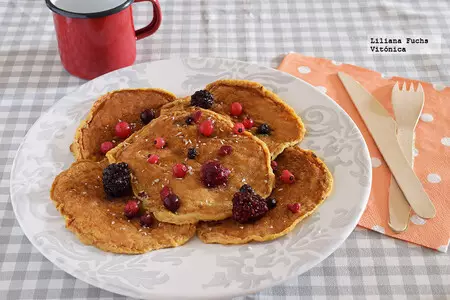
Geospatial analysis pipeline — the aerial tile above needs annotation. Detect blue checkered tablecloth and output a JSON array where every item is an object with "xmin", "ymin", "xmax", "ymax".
[{"xmin": 0, "ymin": 0, "xmax": 449, "ymax": 299}]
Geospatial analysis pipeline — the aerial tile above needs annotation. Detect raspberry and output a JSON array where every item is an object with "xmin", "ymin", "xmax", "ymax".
[
  {"xmin": 163, "ymin": 194, "xmax": 180, "ymax": 213},
  {"xmin": 124, "ymin": 200, "xmax": 139, "ymax": 218},
  {"xmin": 232, "ymin": 189, "xmax": 268, "ymax": 223},
  {"xmin": 115, "ymin": 121, "xmax": 132, "ymax": 139},
  {"xmin": 287, "ymin": 203, "xmax": 301, "ymax": 213},
  {"xmin": 154, "ymin": 137, "xmax": 166, "ymax": 149},
  {"xmin": 140, "ymin": 213, "xmax": 154, "ymax": 227},
  {"xmin": 201, "ymin": 160, "xmax": 231, "ymax": 188},
  {"xmin": 243, "ymin": 117, "xmax": 254, "ymax": 129},
  {"xmin": 173, "ymin": 163, "xmax": 188, "ymax": 178},
  {"xmin": 230, "ymin": 102, "xmax": 243, "ymax": 116},
  {"xmin": 233, "ymin": 123, "xmax": 245, "ymax": 134},
  {"xmin": 280, "ymin": 169, "xmax": 295, "ymax": 184},
  {"xmin": 257, "ymin": 123, "xmax": 271, "ymax": 135},
  {"xmin": 199, "ymin": 119, "xmax": 214, "ymax": 137},
  {"xmin": 100, "ymin": 141, "xmax": 114, "ymax": 154},
  {"xmin": 218, "ymin": 145, "xmax": 233, "ymax": 156},
  {"xmin": 102, "ymin": 163, "xmax": 131, "ymax": 198},
  {"xmin": 147, "ymin": 154, "xmax": 159, "ymax": 164},
  {"xmin": 160, "ymin": 186, "xmax": 172, "ymax": 200},
  {"xmin": 140, "ymin": 109, "xmax": 156, "ymax": 125},
  {"xmin": 190, "ymin": 90, "xmax": 214, "ymax": 109},
  {"xmin": 271, "ymin": 161, "xmax": 278, "ymax": 171}
]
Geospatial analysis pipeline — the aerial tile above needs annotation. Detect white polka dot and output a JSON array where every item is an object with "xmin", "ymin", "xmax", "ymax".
[
  {"xmin": 331, "ymin": 60, "xmax": 342, "ymax": 66},
  {"xmin": 437, "ymin": 244, "xmax": 448, "ymax": 253},
  {"xmin": 297, "ymin": 66, "xmax": 311, "ymax": 74},
  {"xmin": 427, "ymin": 174, "xmax": 441, "ymax": 183},
  {"xmin": 371, "ymin": 157, "xmax": 381, "ymax": 168},
  {"xmin": 410, "ymin": 214, "xmax": 426, "ymax": 225},
  {"xmin": 371, "ymin": 225, "xmax": 385, "ymax": 234},
  {"xmin": 420, "ymin": 113, "xmax": 433, "ymax": 122},
  {"xmin": 433, "ymin": 83, "xmax": 446, "ymax": 91},
  {"xmin": 413, "ymin": 148, "xmax": 419, "ymax": 157},
  {"xmin": 441, "ymin": 137, "xmax": 450, "ymax": 147},
  {"xmin": 315, "ymin": 86, "xmax": 327, "ymax": 94}
]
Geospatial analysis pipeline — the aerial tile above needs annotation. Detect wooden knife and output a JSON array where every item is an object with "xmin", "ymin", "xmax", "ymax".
[{"xmin": 338, "ymin": 72, "xmax": 436, "ymax": 219}]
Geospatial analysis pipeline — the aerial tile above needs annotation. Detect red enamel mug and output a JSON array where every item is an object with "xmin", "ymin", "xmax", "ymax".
[{"xmin": 46, "ymin": 0, "xmax": 162, "ymax": 80}]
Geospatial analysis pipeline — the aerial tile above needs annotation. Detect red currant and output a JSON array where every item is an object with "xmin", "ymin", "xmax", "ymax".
[
  {"xmin": 124, "ymin": 200, "xmax": 140, "ymax": 218},
  {"xmin": 100, "ymin": 141, "xmax": 114, "ymax": 154},
  {"xmin": 147, "ymin": 154, "xmax": 159, "ymax": 164},
  {"xmin": 199, "ymin": 119, "xmax": 214, "ymax": 137},
  {"xmin": 230, "ymin": 102, "xmax": 243, "ymax": 116},
  {"xmin": 192, "ymin": 110, "xmax": 203, "ymax": 123},
  {"xmin": 218, "ymin": 145, "xmax": 233, "ymax": 156},
  {"xmin": 243, "ymin": 117, "xmax": 254, "ymax": 129},
  {"xmin": 140, "ymin": 213, "xmax": 154, "ymax": 227},
  {"xmin": 163, "ymin": 194, "xmax": 180, "ymax": 213},
  {"xmin": 160, "ymin": 186, "xmax": 172, "ymax": 200},
  {"xmin": 287, "ymin": 203, "xmax": 301, "ymax": 213},
  {"xmin": 233, "ymin": 123, "xmax": 245, "ymax": 134},
  {"xmin": 172, "ymin": 163, "xmax": 188, "ymax": 178},
  {"xmin": 154, "ymin": 137, "xmax": 166, "ymax": 149},
  {"xmin": 115, "ymin": 121, "xmax": 131, "ymax": 139},
  {"xmin": 280, "ymin": 169, "xmax": 295, "ymax": 184}
]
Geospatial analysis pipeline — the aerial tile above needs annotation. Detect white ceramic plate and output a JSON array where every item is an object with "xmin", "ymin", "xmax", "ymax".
[{"xmin": 10, "ymin": 58, "xmax": 372, "ymax": 299}]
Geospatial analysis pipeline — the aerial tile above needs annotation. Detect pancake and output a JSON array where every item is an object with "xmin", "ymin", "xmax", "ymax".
[
  {"xmin": 107, "ymin": 109, "xmax": 275, "ymax": 225},
  {"xmin": 160, "ymin": 80, "xmax": 305, "ymax": 158},
  {"xmin": 50, "ymin": 160, "xmax": 196, "ymax": 254},
  {"xmin": 71, "ymin": 88, "xmax": 177, "ymax": 162},
  {"xmin": 196, "ymin": 147, "xmax": 333, "ymax": 244}
]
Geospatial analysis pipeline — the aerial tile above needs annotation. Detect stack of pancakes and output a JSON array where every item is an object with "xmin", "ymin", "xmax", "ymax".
[{"xmin": 51, "ymin": 80, "xmax": 333, "ymax": 254}]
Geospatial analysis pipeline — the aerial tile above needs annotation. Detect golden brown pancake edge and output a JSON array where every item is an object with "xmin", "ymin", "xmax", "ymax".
[
  {"xmin": 196, "ymin": 147, "xmax": 333, "ymax": 244},
  {"xmin": 50, "ymin": 160, "xmax": 196, "ymax": 254},
  {"xmin": 71, "ymin": 88, "xmax": 177, "ymax": 162}
]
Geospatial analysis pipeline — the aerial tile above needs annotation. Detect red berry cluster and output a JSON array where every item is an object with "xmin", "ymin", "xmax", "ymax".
[
  {"xmin": 123, "ymin": 199, "xmax": 154, "ymax": 227},
  {"xmin": 160, "ymin": 186, "xmax": 181, "ymax": 213}
]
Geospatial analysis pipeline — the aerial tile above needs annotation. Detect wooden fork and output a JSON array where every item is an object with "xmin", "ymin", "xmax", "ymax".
[{"xmin": 388, "ymin": 82, "xmax": 425, "ymax": 233}]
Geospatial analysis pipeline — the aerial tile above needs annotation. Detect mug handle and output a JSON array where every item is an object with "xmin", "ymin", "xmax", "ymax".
[{"xmin": 133, "ymin": 0, "xmax": 162, "ymax": 40}]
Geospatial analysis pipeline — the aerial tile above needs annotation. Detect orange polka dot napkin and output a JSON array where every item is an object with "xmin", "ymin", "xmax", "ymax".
[{"xmin": 278, "ymin": 53, "xmax": 449, "ymax": 252}]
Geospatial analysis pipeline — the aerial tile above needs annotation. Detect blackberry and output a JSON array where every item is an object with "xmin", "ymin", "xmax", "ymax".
[
  {"xmin": 201, "ymin": 160, "xmax": 231, "ymax": 188},
  {"xmin": 239, "ymin": 184, "xmax": 254, "ymax": 194},
  {"xmin": 257, "ymin": 123, "xmax": 271, "ymax": 135},
  {"xmin": 266, "ymin": 198, "xmax": 277, "ymax": 210},
  {"xmin": 232, "ymin": 189, "xmax": 268, "ymax": 223},
  {"xmin": 187, "ymin": 148, "xmax": 198, "ymax": 159},
  {"xmin": 190, "ymin": 90, "xmax": 214, "ymax": 109},
  {"xmin": 140, "ymin": 109, "xmax": 156, "ymax": 125},
  {"xmin": 102, "ymin": 163, "xmax": 132, "ymax": 198}
]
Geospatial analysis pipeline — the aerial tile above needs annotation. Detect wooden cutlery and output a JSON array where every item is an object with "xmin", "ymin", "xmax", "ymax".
[
  {"xmin": 338, "ymin": 72, "xmax": 436, "ymax": 222},
  {"xmin": 388, "ymin": 82, "xmax": 425, "ymax": 233}
]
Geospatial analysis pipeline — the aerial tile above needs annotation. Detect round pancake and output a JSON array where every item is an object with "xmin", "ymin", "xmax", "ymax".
[
  {"xmin": 196, "ymin": 147, "xmax": 333, "ymax": 244},
  {"xmin": 50, "ymin": 160, "xmax": 196, "ymax": 254},
  {"xmin": 107, "ymin": 109, "xmax": 275, "ymax": 225},
  {"xmin": 72, "ymin": 88, "xmax": 177, "ymax": 162},
  {"xmin": 160, "ymin": 80, "xmax": 305, "ymax": 158}
]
